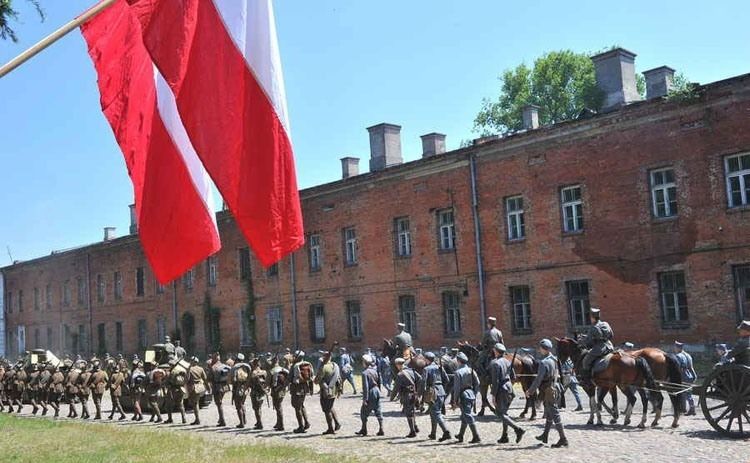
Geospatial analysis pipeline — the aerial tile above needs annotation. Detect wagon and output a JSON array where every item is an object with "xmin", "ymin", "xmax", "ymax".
[{"xmin": 697, "ymin": 363, "xmax": 750, "ymax": 438}]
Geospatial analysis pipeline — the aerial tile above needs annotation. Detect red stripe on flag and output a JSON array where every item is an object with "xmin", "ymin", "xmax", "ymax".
[
  {"xmin": 127, "ymin": 0, "xmax": 304, "ymax": 267},
  {"xmin": 82, "ymin": 0, "xmax": 221, "ymax": 284}
]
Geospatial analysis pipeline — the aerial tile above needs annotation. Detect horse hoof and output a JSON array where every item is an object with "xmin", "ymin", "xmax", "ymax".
[
  {"xmin": 637, "ymin": 423, "xmax": 646, "ymax": 429},
  {"xmin": 671, "ymin": 423, "xmax": 679, "ymax": 429},
  {"xmin": 519, "ymin": 413, "xmax": 526, "ymax": 419},
  {"xmin": 477, "ymin": 410, "xmax": 485, "ymax": 417},
  {"xmin": 596, "ymin": 421, "xmax": 604, "ymax": 427},
  {"xmin": 623, "ymin": 419, "xmax": 631, "ymax": 427},
  {"xmin": 587, "ymin": 419, "xmax": 594, "ymax": 426},
  {"xmin": 650, "ymin": 421, "xmax": 659, "ymax": 428},
  {"xmin": 610, "ymin": 419, "xmax": 618, "ymax": 425}
]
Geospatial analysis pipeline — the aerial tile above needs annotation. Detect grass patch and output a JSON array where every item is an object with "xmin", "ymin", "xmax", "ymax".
[{"xmin": 0, "ymin": 414, "xmax": 356, "ymax": 463}]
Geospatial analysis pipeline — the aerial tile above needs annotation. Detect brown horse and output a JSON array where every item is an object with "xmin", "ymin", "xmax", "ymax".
[
  {"xmin": 556, "ymin": 337, "xmax": 654, "ymax": 427},
  {"xmin": 627, "ymin": 348, "xmax": 683, "ymax": 428},
  {"xmin": 381, "ymin": 339, "xmax": 426, "ymax": 402}
]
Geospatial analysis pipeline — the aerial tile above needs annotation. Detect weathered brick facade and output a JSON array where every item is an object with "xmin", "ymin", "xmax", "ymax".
[{"xmin": 3, "ymin": 65, "xmax": 750, "ymax": 359}]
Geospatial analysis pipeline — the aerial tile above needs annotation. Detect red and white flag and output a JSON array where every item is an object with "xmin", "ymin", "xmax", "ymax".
[
  {"xmin": 81, "ymin": 0, "xmax": 221, "ymax": 284},
  {"xmin": 127, "ymin": 0, "xmax": 305, "ymax": 267}
]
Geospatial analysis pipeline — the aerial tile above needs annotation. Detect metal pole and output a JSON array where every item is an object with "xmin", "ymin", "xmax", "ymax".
[
  {"xmin": 290, "ymin": 253, "xmax": 299, "ymax": 350},
  {"xmin": 0, "ymin": 0, "xmax": 116, "ymax": 79},
  {"xmin": 469, "ymin": 153, "xmax": 487, "ymax": 331}
]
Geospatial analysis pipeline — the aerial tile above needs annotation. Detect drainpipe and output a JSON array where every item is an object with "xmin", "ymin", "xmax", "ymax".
[
  {"xmin": 469, "ymin": 153, "xmax": 487, "ymax": 332},
  {"xmin": 290, "ymin": 253, "xmax": 299, "ymax": 350},
  {"xmin": 86, "ymin": 253, "xmax": 93, "ymax": 355}
]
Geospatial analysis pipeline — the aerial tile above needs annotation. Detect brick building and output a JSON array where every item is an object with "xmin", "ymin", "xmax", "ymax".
[{"xmin": 3, "ymin": 48, "xmax": 750, "ymax": 358}]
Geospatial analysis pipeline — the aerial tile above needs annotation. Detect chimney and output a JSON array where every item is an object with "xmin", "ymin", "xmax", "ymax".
[
  {"xmin": 522, "ymin": 104, "xmax": 540, "ymax": 130},
  {"xmin": 103, "ymin": 227, "xmax": 117, "ymax": 241},
  {"xmin": 591, "ymin": 47, "xmax": 641, "ymax": 112},
  {"xmin": 367, "ymin": 123, "xmax": 402, "ymax": 172},
  {"xmin": 129, "ymin": 204, "xmax": 138, "ymax": 234},
  {"xmin": 643, "ymin": 66, "xmax": 675, "ymax": 99},
  {"xmin": 420, "ymin": 133, "xmax": 446, "ymax": 158},
  {"xmin": 340, "ymin": 157, "xmax": 360, "ymax": 179}
]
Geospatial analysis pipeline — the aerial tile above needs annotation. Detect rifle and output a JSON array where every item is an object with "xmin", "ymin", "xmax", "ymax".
[{"xmin": 510, "ymin": 348, "xmax": 519, "ymax": 383}]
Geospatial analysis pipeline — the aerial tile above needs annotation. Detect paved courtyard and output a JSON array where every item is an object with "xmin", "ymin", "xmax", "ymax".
[{"xmin": 8, "ymin": 384, "xmax": 750, "ymax": 463}]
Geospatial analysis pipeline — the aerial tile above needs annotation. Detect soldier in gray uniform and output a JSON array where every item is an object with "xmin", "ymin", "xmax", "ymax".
[
  {"xmin": 451, "ymin": 352, "xmax": 480, "ymax": 443},
  {"xmin": 525, "ymin": 338, "xmax": 567, "ymax": 448},
  {"xmin": 423, "ymin": 352, "xmax": 451, "ymax": 441},
  {"xmin": 489, "ymin": 343, "xmax": 525, "ymax": 444},
  {"xmin": 580, "ymin": 307, "xmax": 614, "ymax": 384},
  {"xmin": 174, "ymin": 340, "xmax": 186, "ymax": 361},
  {"xmin": 393, "ymin": 323, "xmax": 413, "ymax": 353},
  {"xmin": 394, "ymin": 357, "xmax": 422, "ymax": 438},
  {"xmin": 726, "ymin": 321, "xmax": 750, "ymax": 366},
  {"xmin": 356, "ymin": 353, "xmax": 384, "ymax": 436},
  {"xmin": 338, "ymin": 347, "xmax": 357, "ymax": 394},
  {"xmin": 163, "ymin": 335, "xmax": 176, "ymax": 359}
]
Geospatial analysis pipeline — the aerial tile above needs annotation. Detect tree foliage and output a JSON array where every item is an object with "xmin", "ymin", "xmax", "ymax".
[
  {"xmin": 0, "ymin": 0, "xmax": 44, "ymax": 43},
  {"xmin": 474, "ymin": 50, "xmax": 605, "ymax": 135}
]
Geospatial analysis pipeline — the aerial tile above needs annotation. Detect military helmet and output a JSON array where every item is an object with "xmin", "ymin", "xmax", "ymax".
[
  {"xmin": 424, "ymin": 352, "xmax": 436, "ymax": 361},
  {"xmin": 394, "ymin": 357, "xmax": 405, "ymax": 365},
  {"xmin": 493, "ymin": 343, "xmax": 507, "ymax": 353},
  {"xmin": 456, "ymin": 352, "xmax": 469, "ymax": 363},
  {"xmin": 539, "ymin": 339, "xmax": 553, "ymax": 350},
  {"xmin": 362, "ymin": 354, "xmax": 374, "ymax": 365}
]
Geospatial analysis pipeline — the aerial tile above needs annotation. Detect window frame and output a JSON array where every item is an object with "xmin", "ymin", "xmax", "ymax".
[
  {"xmin": 346, "ymin": 300, "xmax": 363, "ymax": 340},
  {"xmin": 96, "ymin": 274, "xmax": 105, "ymax": 303},
  {"xmin": 113, "ymin": 271, "xmax": 123, "ymax": 301},
  {"xmin": 560, "ymin": 185, "xmax": 584, "ymax": 234},
  {"xmin": 734, "ymin": 264, "xmax": 750, "ymax": 322},
  {"xmin": 45, "ymin": 284, "xmax": 51, "ymax": 310},
  {"xmin": 566, "ymin": 280, "xmax": 591, "ymax": 329},
  {"xmin": 442, "ymin": 291, "xmax": 462, "ymax": 337},
  {"xmin": 207, "ymin": 255, "xmax": 218, "ymax": 287},
  {"xmin": 649, "ymin": 167, "xmax": 678, "ymax": 219},
  {"xmin": 505, "ymin": 195, "xmax": 526, "ymax": 241},
  {"xmin": 239, "ymin": 248, "xmax": 252, "ymax": 281},
  {"xmin": 343, "ymin": 227, "xmax": 358, "ymax": 266},
  {"xmin": 115, "ymin": 321, "xmax": 123, "ymax": 352},
  {"xmin": 394, "ymin": 217, "xmax": 413, "ymax": 258},
  {"xmin": 725, "ymin": 152, "xmax": 750, "ymax": 208},
  {"xmin": 509, "ymin": 285, "xmax": 532, "ymax": 334},
  {"xmin": 137, "ymin": 319, "xmax": 147, "ymax": 350},
  {"xmin": 183, "ymin": 269, "xmax": 194, "ymax": 291},
  {"xmin": 266, "ymin": 307, "xmax": 283, "ymax": 345},
  {"xmin": 136, "ymin": 267, "xmax": 145, "ymax": 296},
  {"xmin": 437, "ymin": 208, "xmax": 457, "ymax": 251},
  {"xmin": 267, "ymin": 262, "xmax": 279, "ymax": 278},
  {"xmin": 398, "ymin": 295, "xmax": 417, "ymax": 338},
  {"xmin": 658, "ymin": 271, "xmax": 690, "ymax": 328},
  {"xmin": 309, "ymin": 304, "xmax": 326, "ymax": 344},
  {"xmin": 33, "ymin": 287, "xmax": 40, "ymax": 311},
  {"xmin": 309, "ymin": 234, "xmax": 322, "ymax": 272}
]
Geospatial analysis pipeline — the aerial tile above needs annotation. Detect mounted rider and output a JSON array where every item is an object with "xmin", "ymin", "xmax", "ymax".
[
  {"xmin": 580, "ymin": 307, "xmax": 614, "ymax": 385},
  {"xmin": 726, "ymin": 320, "xmax": 750, "ymax": 366},
  {"xmin": 393, "ymin": 323, "xmax": 413, "ymax": 357},
  {"xmin": 479, "ymin": 317, "xmax": 503, "ymax": 370}
]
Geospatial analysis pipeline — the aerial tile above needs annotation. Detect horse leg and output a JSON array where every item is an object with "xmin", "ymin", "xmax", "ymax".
[
  {"xmin": 587, "ymin": 390, "xmax": 597, "ymax": 426},
  {"xmin": 609, "ymin": 388, "xmax": 619, "ymax": 425},
  {"xmin": 622, "ymin": 387, "xmax": 636, "ymax": 427},
  {"xmin": 595, "ymin": 388, "xmax": 606, "ymax": 426},
  {"xmin": 651, "ymin": 391, "xmax": 664, "ymax": 427},
  {"xmin": 670, "ymin": 390, "xmax": 681, "ymax": 428},
  {"xmin": 529, "ymin": 393, "xmax": 537, "ymax": 420},
  {"xmin": 637, "ymin": 388, "xmax": 649, "ymax": 428}
]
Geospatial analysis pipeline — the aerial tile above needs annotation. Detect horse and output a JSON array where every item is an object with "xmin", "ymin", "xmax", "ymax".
[
  {"xmin": 381, "ymin": 339, "xmax": 427, "ymax": 402},
  {"xmin": 556, "ymin": 337, "xmax": 655, "ymax": 427},
  {"xmin": 456, "ymin": 342, "xmax": 539, "ymax": 419},
  {"xmin": 628, "ymin": 348, "xmax": 683, "ymax": 428}
]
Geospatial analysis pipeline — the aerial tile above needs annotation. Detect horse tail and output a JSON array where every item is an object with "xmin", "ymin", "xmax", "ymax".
[
  {"xmin": 665, "ymin": 353, "xmax": 683, "ymax": 415},
  {"xmin": 635, "ymin": 356, "xmax": 656, "ymax": 391}
]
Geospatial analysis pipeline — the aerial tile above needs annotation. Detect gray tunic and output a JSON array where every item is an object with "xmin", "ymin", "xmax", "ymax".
[
  {"xmin": 728, "ymin": 336, "xmax": 750, "ymax": 366},
  {"xmin": 393, "ymin": 330, "xmax": 413, "ymax": 352},
  {"xmin": 584, "ymin": 320, "xmax": 614, "ymax": 356},
  {"xmin": 482, "ymin": 326, "xmax": 504, "ymax": 350}
]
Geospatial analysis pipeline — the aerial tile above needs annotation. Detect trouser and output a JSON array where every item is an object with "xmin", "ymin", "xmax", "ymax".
[
  {"xmin": 360, "ymin": 387, "xmax": 383, "ymax": 432},
  {"xmin": 132, "ymin": 392, "xmax": 143, "ymax": 420},
  {"xmin": 251, "ymin": 394, "xmax": 265, "ymax": 428},
  {"xmin": 167, "ymin": 389, "xmax": 186, "ymax": 423},
  {"xmin": 429, "ymin": 394, "xmax": 448, "ymax": 434},
  {"xmin": 39, "ymin": 390, "xmax": 50, "ymax": 415},
  {"xmin": 78, "ymin": 394, "xmax": 90, "ymax": 418},
  {"xmin": 343, "ymin": 372, "xmax": 357, "ymax": 393},
  {"xmin": 320, "ymin": 395, "xmax": 340, "ymax": 432},
  {"xmin": 272, "ymin": 394, "xmax": 285, "ymax": 429},
  {"xmin": 48, "ymin": 392, "xmax": 61, "ymax": 417},
  {"xmin": 213, "ymin": 389, "xmax": 227, "ymax": 425},
  {"xmin": 292, "ymin": 394, "xmax": 309, "ymax": 430},
  {"xmin": 109, "ymin": 394, "xmax": 125, "ymax": 419},
  {"xmin": 538, "ymin": 386, "xmax": 566, "ymax": 444},
  {"xmin": 681, "ymin": 388, "xmax": 695, "ymax": 413},
  {"xmin": 233, "ymin": 392, "xmax": 247, "ymax": 427},
  {"xmin": 495, "ymin": 391, "xmax": 522, "ymax": 436},
  {"xmin": 456, "ymin": 393, "xmax": 479, "ymax": 441},
  {"xmin": 148, "ymin": 394, "xmax": 162, "ymax": 422},
  {"xmin": 189, "ymin": 394, "xmax": 201, "ymax": 424},
  {"xmin": 29, "ymin": 390, "xmax": 39, "ymax": 414},
  {"xmin": 92, "ymin": 392, "xmax": 103, "ymax": 419},
  {"xmin": 66, "ymin": 393, "xmax": 78, "ymax": 417}
]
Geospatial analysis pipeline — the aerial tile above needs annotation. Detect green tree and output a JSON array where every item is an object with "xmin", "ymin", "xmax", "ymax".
[
  {"xmin": 474, "ymin": 50, "xmax": 605, "ymax": 135},
  {"xmin": 0, "ymin": 0, "xmax": 44, "ymax": 42}
]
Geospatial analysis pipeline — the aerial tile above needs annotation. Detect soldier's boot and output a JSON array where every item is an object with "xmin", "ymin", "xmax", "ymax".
[
  {"xmin": 253, "ymin": 409, "xmax": 262, "ymax": 430},
  {"xmin": 469, "ymin": 424, "xmax": 481, "ymax": 444},
  {"xmin": 273, "ymin": 408, "xmax": 284, "ymax": 431},
  {"xmin": 498, "ymin": 424, "xmax": 509, "ymax": 444},
  {"xmin": 165, "ymin": 411, "xmax": 174, "ymax": 424},
  {"xmin": 428, "ymin": 421, "xmax": 437, "ymax": 440},
  {"xmin": 438, "ymin": 429, "xmax": 451, "ymax": 442},
  {"xmin": 216, "ymin": 405, "xmax": 226, "ymax": 427},
  {"xmin": 180, "ymin": 406, "xmax": 187, "ymax": 424},
  {"xmin": 376, "ymin": 418, "xmax": 384, "ymax": 436},
  {"xmin": 332, "ymin": 410, "xmax": 341, "ymax": 431},
  {"xmin": 81, "ymin": 403, "xmax": 90, "ymax": 419},
  {"xmin": 302, "ymin": 407, "xmax": 311, "ymax": 429},
  {"xmin": 535, "ymin": 420, "xmax": 551, "ymax": 444},
  {"xmin": 514, "ymin": 426, "xmax": 526, "ymax": 443},
  {"xmin": 322, "ymin": 413, "xmax": 335, "ymax": 435},
  {"xmin": 41, "ymin": 403, "xmax": 49, "ymax": 416},
  {"xmin": 406, "ymin": 417, "xmax": 417, "ymax": 438},
  {"xmin": 355, "ymin": 421, "xmax": 367, "ymax": 436},
  {"xmin": 54, "ymin": 404, "xmax": 60, "ymax": 418},
  {"xmin": 69, "ymin": 404, "xmax": 77, "ymax": 418},
  {"xmin": 551, "ymin": 424, "xmax": 568, "ymax": 448},
  {"xmin": 94, "ymin": 402, "xmax": 102, "ymax": 420},
  {"xmin": 153, "ymin": 404, "xmax": 162, "ymax": 423},
  {"xmin": 455, "ymin": 423, "xmax": 467, "ymax": 442},
  {"xmin": 293, "ymin": 408, "xmax": 305, "ymax": 433}
]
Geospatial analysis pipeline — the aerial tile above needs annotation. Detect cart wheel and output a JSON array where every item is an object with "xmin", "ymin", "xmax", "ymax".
[{"xmin": 700, "ymin": 364, "xmax": 750, "ymax": 438}]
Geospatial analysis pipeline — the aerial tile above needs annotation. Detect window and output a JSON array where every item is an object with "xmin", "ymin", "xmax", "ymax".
[
  {"xmin": 726, "ymin": 153, "xmax": 750, "ymax": 208},
  {"xmin": 207, "ymin": 256, "xmax": 218, "ymax": 286},
  {"xmin": 394, "ymin": 217, "xmax": 412, "ymax": 257},
  {"xmin": 34, "ymin": 328, "xmax": 40, "ymax": 349},
  {"xmin": 77, "ymin": 277, "xmax": 86, "ymax": 305},
  {"xmin": 650, "ymin": 168, "xmax": 678, "ymax": 218},
  {"xmin": 113, "ymin": 272, "xmax": 123, "ymax": 300},
  {"xmin": 18, "ymin": 290, "xmax": 23, "ymax": 312},
  {"xmin": 343, "ymin": 227, "xmax": 358, "ymax": 265},
  {"xmin": 239, "ymin": 309, "xmax": 253, "ymax": 346},
  {"xmin": 506, "ymin": 196, "xmax": 526, "ymax": 240},
  {"xmin": 137, "ymin": 319, "xmax": 147, "ymax": 350},
  {"xmin": 136, "ymin": 267, "xmax": 145, "ymax": 296},
  {"xmin": 46, "ymin": 327, "xmax": 53, "ymax": 347},
  {"xmin": 239, "ymin": 248, "xmax": 251, "ymax": 280},
  {"xmin": 438, "ymin": 209, "xmax": 456, "ymax": 250},
  {"xmin": 309, "ymin": 234, "xmax": 321, "ymax": 271},
  {"xmin": 156, "ymin": 317, "xmax": 167, "ymax": 342},
  {"xmin": 561, "ymin": 185, "xmax": 584, "ymax": 233},
  {"xmin": 734, "ymin": 265, "xmax": 750, "ymax": 321},
  {"xmin": 443, "ymin": 291, "xmax": 462, "ymax": 336},
  {"xmin": 97, "ymin": 323, "xmax": 106, "ymax": 355},
  {"xmin": 115, "ymin": 322, "xmax": 123, "ymax": 352},
  {"xmin": 566, "ymin": 280, "xmax": 591, "ymax": 327},
  {"xmin": 33, "ymin": 287, "xmax": 39, "ymax": 311},
  {"xmin": 309, "ymin": 304, "xmax": 326, "ymax": 343},
  {"xmin": 398, "ymin": 295, "xmax": 417, "ymax": 337},
  {"xmin": 266, "ymin": 307, "xmax": 282, "ymax": 344},
  {"xmin": 155, "ymin": 278, "xmax": 165, "ymax": 295},
  {"xmin": 45, "ymin": 284, "xmax": 51, "ymax": 310},
  {"xmin": 510, "ymin": 286, "xmax": 532, "ymax": 333},
  {"xmin": 96, "ymin": 274, "xmax": 105, "ymax": 303},
  {"xmin": 346, "ymin": 301, "xmax": 363, "ymax": 339},
  {"xmin": 267, "ymin": 263, "xmax": 279, "ymax": 278},
  {"xmin": 183, "ymin": 269, "xmax": 193, "ymax": 291},
  {"xmin": 77, "ymin": 324, "xmax": 86, "ymax": 353},
  {"xmin": 6, "ymin": 292, "xmax": 11, "ymax": 313},
  {"xmin": 659, "ymin": 271, "xmax": 689, "ymax": 326},
  {"xmin": 62, "ymin": 281, "xmax": 71, "ymax": 307}
]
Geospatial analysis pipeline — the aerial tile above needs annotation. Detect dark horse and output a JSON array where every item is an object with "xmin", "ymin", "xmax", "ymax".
[
  {"xmin": 381, "ymin": 339, "xmax": 427, "ymax": 402},
  {"xmin": 556, "ymin": 337, "xmax": 681, "ymax": 428},
  {"xmin": 457, "ymin": 342, "xmax": 539, "ymax": 419}
]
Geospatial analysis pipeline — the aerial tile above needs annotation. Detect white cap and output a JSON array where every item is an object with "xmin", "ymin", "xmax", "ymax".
[
  {"xmin": 236, "ymin": 353, "xmax": 245, "ymax": 361},
  {"xmin": 394, "ymin": 357, "xmax": 405, "ymax": 365},
  {"xmin": 397, "ymin": 322, "xmax": 406, "ymax": 329},
  {"xmin": 487, "ymin": 316, "xmax": 497, "ymax": 323},
  {"xmin": 362, "ymin": 354, "xmax": 374, "ymax": 365}
]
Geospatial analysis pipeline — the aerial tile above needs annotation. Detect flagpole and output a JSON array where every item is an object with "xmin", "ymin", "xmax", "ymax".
[{"xmin": 0, "ymin": 0, "xmax": 116, "ymax": 79}]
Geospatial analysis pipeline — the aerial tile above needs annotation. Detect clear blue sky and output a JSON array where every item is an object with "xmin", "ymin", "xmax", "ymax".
[{"xmin": 1, "ymin": 0, "xmax": 749, "ymax": 265}]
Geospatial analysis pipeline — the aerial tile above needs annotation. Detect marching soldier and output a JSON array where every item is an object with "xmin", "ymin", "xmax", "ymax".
[
  {"xmin": 108, "ymin": 364, "xmax": 127, "ymax": 420},
  {"xmin": 27, "ymin": 362, "xmax": 43, "ymax": 415},
  {"xmin": 338, "ymin": 347, "xmax": 357, "ymax": 394},
  {"xmin": 560, "ymin": 357, "xmax": 583, "ymax": 411},
  {"xmin": 186, "ymin": 356, "xmax": 208, "ymax": 425},
  {"xmin": 38, "ymin": 362, "xmax": 55, "ymax": 416},
  {"xmin": 249, "ymin": 357, "xmax": 269, "ymax": 429},
  {"xmin": 163, "ymin": 335, "xmax": 176, "ymax": 359},
  {"xmin": 393, "ymin": 323, "xmax": 413, "ymax": 353},
  {"xmin": 77, "ymin": 360, "xmax": 93, "ymax": 419},
  {"xmin": 269, "ymin": 356, "xmax": 289, "ymax": 431},
  {"xmin": 116, "ymin": 353, "xmax": 129, "ymax": 374},
  {"xmin": 145, "ymin": 362, "xmax": 165, "ymax": 423},
  {"xmin": 525, "ymin": 339, "xmax": 567, "ymax": 448},
  {"xmin": 48, "ymin": 362, "xmax": 65, "ymax": 418},
  {"xmin": 451, "ymin": 352, "xmax": 480, "ymax": 443},
  {"xmin": 356, "ymin": 353, "xmax": 384, "ymax": 437},
  {"xmin": 129, "ymin": 360, "xmax": 146, "ymax": 421},
  {"xmin": 316, "ymin": 351, "xmax": 342, "ymax": 435},
  {"xmin": 90, "ymin": 359, "xmax": 109, "ymax": 420},
  {"xmin": 394, "ymin": 357, "xmax": 422, "ymax": 438},
  {"xmin": 0, "ymin": 361, "xmax": 6, "ymax": 413},
  {"xmin": 174, "ymin": 340, "xmax": 186, "ymax": 361},
  {"xmin": 489, "ymin": 343, "xmax": 525, "ymax": 444},
  {"xmin": 64, "ymin": 359, "xmax": 80, "ymax": 418},
  {"xmin": 280, "ymin": 348, "xmax": 295, "ymax": 369},
  {"xmin": 11, "ymin": 362, "xmax": 27, "ymax": 413},
  {"xmin": 579, "ymin": 307, "xmax": 614, "ymax": 385},
  {"xmin": 376, "ymin": 353, "xmax": 392, "ymax": 395},
  {"xmin": 208, "ymin": 352, "xmax": 231, "ymax": 427},
  {"xmin": 290, "ymin": 350, "xmax": 314, "ymax": 433},
  {"xmin": 423, "ymin": 352, "xmax": 450, "ymax": 441},
  {"xmin": 673, "ymin": 341, "xmax": 697, "ymax": 416},
  {"xmin": 231, "ymin": 353, "xmax": 251, "ymax": 429}
]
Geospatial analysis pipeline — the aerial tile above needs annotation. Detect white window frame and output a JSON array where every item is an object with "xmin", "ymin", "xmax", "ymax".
[
  {"xmin": 344, "ymin": 227, "xmax": 358, "ymax": 265},
  {"xmin": 347, "ymin": 301, "xmax": 363, "ymax": 339},
  {"xmin": 310, "ymin": 304, "xmax": 326, "ymax": 342},
  {"xmin": 395, "ymin": 217, "xmax": 412, "ymax": 257},
  {"xmin": 438, "ymin": 209, "xmax": 456, "ymax": 250},
  {"xmin": 725, "ymin": 153, "xmax": 750, "ymax": 208},
  {"xmin": 443, "ymin": 291, "xmax": 461, "ymax": 335},
  {"xmin": 309, "ymin": 234, "xmax": 321, "ymax": 271},
  {"xmin": 183, "ymin": 269, "xmax": 194, "ymax": 290},
  {"xmin": 398, "ymin": 295, "xmax": 417, "ymax": 337},
  {"xmin": 505, "ymin": 196, "xmax": 525, "ymax": 240},
  {"xmin": 510, "ymin": 285, "xmax": 531, "ymax": 332},
  {"xmin": 267, "ymin": 307, "xmax": 283, "ymax": 344},
  {"xmin": 113, "ymin": 271, "xmax": 123, "ymax": 300},
  {"xmin": 659, "ymin": 271, "xmax": 689, "ymax": 325},
  {"xmin": 96, "ymin": 274, "xmax": 105, "ymax": 303},
  {"xmin": 561, "ymin": 185, "xmax": 583, "ymax": 233},
  {"xmin": 207, "ymin": 256, "xmax": 218, "ymax": 286},
  {"xmin": 650, "ymin": 168, "xmax": 678, "ymax": 218},
  {"xmin": 567, "ymin": 280, "xmax": 591, "ymax": 327}
]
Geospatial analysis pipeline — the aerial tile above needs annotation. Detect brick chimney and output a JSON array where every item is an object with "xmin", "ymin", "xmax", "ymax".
[
  {"xmin": 420, "ymin": 133, "xmax": 446, "ymax": 158},
  {"xmin": 340, "ymin": 157, "xmax": 360, "ymax": 179},
  {"xmin": 367, "ymin": 123, "xmax": 402, "ymax": 172},
  {"xmin": 522, "ymin": 104, "xmax": 540, "ymax": 130},
  {"xmin": 129, "ymin": 204, "xmax": 138, "ymax": 234},
  {"xmin": 103, "ymin": 227, "xmax": 117, "ymax": 241},
  {"xmin": 591, "ymin": 48, "xmax": 641, "ymax": 112},
  {"xmin": 643, "ymin": 66, "xmax": 675, "ymax": 99}
]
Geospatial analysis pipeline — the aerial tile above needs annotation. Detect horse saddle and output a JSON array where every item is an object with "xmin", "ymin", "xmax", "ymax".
[{"xmin": 592, "ymin": 353, "xmax": 614, "ymax": 374}]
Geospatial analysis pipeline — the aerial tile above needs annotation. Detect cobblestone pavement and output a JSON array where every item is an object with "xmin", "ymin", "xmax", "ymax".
[{"xmin": 9, "ymin": 384, "xmax": 750, "ymax": 463}]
